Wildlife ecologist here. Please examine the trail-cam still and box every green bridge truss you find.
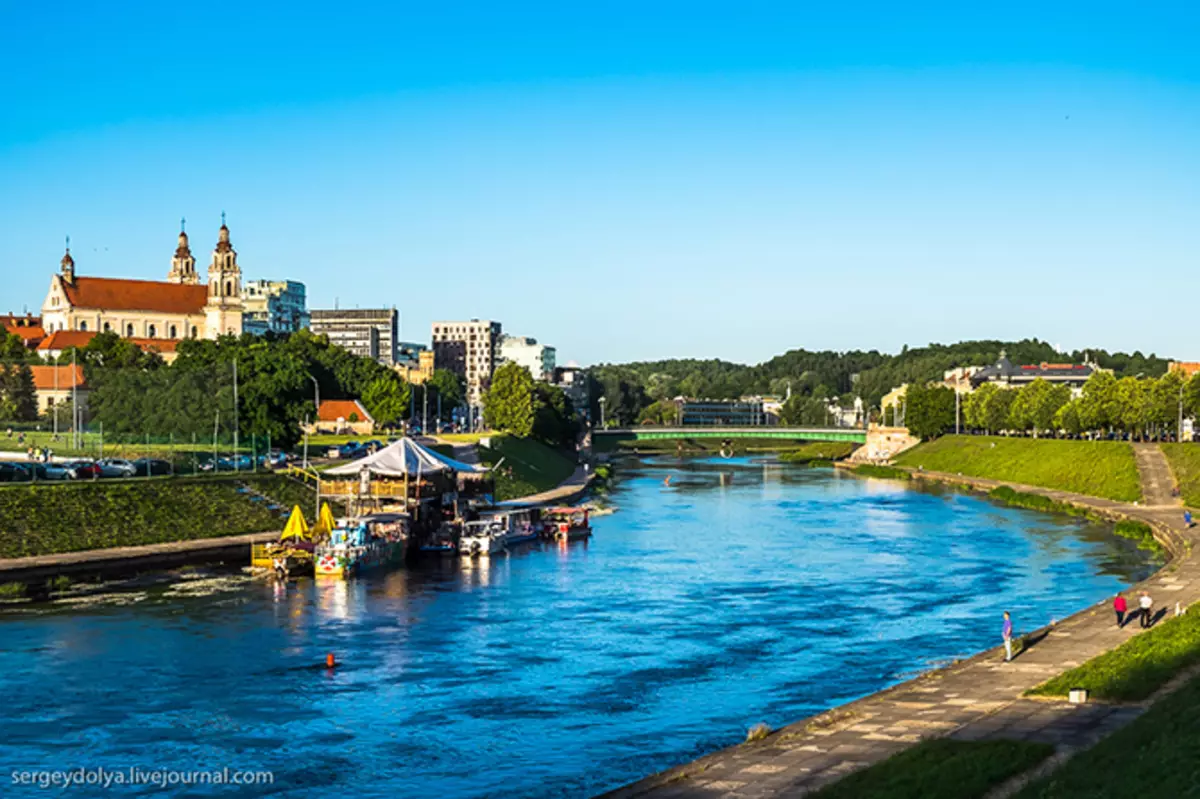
[593,427,866,444]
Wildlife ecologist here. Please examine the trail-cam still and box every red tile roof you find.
[30,364,86,391]
[317,399,374,423]
[37,330,97,351]
[0,314,46,345]
[37,330,182,355]
[63,277,208,314]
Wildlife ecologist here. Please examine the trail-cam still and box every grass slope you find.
[811,739,1054,799]
[1015,669,1200,798]
[895,436,1141,502]
[1162,443,1200,508]
[0,475,314,558]
[776,442,856,463]
[477,435,576,501]
[1027,610,1200,702]
[594,436,854,454]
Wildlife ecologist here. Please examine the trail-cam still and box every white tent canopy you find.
[324,438,488,478]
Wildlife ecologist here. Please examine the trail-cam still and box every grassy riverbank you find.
[1161,443,1200,508]
[811,739,1053,799]
[594,436,855,455]
[1027,610,1200,702]
[0,474,317,559]
[894,436,1141,502]
[1015,669,1200,798]
[477,435,576,501]
[777,442,856,464]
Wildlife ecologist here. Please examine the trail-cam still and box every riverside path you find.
[599,445,1198,799]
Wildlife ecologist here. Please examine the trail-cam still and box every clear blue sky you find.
[2,2,1197,365]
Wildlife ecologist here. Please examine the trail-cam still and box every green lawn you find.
[0,474,320,559]
[895,436,1141,502]
[854,463,911,480]
[1026,609,1200,702]
[776,442,857,463]
[811,739,1054,799]
[595,436,853,455]
[477,435,576,501]
[1162,443,1200,508]
[1015,669,1200,798]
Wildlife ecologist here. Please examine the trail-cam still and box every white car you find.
[97,458,137,478]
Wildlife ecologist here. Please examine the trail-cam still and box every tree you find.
[1113,377,1152,439]
[904,383,956,439]
[1055,400,1083,437]
[483,362,537,438]
[964,383,997,432]
[1078,372,1117,432]
[532,383,577,447]
[0,362,38,422]
[361,376,409,428]
[427,369,465,416]
[984,388,1016,434]
[638,399,678,426]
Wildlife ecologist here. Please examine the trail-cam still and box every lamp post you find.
[599,396,607,429]
[307,374,320,417]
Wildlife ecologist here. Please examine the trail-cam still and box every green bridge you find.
[593,426,867,444]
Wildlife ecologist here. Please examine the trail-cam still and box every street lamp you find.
[599,396,607,429]
[307,374,320,415]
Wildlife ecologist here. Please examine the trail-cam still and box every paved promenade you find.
[601,445,1197,799]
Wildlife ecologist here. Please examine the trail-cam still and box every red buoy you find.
[326,652,338,669]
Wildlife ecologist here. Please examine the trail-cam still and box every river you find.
[0,456,1155,797]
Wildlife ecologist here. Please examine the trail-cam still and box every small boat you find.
[420,523,459,555]
[496,509,540,547]
[542,506,592,542]
[314,512,409,578]
[459,519,507,557]
[251,505,317,577]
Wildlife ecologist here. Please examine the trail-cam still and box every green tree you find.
[1055,399,1083,436]
[532,382,577,447]
[964,383,997,432]
[361,376,410,428]
[426,369,465,417]
[638,399,678,425]
[483,362,537,437]
[1011,379,1070,437]
[1078,371,1118,432]
[904,383,956,439]
[984,388,1016,434]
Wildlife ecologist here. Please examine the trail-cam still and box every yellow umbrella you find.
[312,502,337,536]
[280,505,310,540]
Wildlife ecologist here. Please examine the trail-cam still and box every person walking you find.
[1186,510,1194,529]
[1139,591,1154,628]
[1002,611,1014,662]
[1113,594,1127,627]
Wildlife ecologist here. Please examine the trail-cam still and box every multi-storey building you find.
[310,308,398,366]
[499,335,556,381]
[431,319,502,403]
[40,219,243,342]
[241,280,309,335]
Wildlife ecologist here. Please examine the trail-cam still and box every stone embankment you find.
[600,445,1197,799]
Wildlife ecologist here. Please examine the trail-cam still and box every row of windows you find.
[75,320,198,339]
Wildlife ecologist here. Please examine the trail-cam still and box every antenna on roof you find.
[181,216,186,233]
[65,234,70,253]
[221,210,226,227]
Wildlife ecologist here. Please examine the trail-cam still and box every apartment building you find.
[431,319,502,402]
[310,307,398,366]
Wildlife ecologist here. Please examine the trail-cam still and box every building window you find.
[191,326,198,338]
[225,281,233,297]
[126,324,134,337]
[169,325,177,339]
[147,325,156,338]
[79,321,87,331]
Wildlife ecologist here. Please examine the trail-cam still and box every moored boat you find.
[314,512,409,578]
[484,508,540,547]
[542,506,591,542]
[251,505,317,577]
[459,519,506,557]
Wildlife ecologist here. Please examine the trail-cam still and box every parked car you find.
[0,462,31,483]
[327,442,361,459]
[64,460,102,480]
[29,463,72,481]
[364,439,384,453]
[260,450,289,469]
[132,458,172,477]
[97,458,137,478]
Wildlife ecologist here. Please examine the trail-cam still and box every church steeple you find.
[167,217,199,284]
[203,212,243,338]
[60,236,75,284]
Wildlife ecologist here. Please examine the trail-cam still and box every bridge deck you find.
[593,427,866,443]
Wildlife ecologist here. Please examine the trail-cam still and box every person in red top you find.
[1113,594,1128,627]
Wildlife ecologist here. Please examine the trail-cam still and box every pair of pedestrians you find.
[1113,592,1155,628]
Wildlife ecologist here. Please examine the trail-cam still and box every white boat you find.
[459,519,506,557]
[482,509,540,547]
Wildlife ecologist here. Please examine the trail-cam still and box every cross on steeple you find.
[221,210,226,227]
[181,216,186,233]
[65,234,70,252]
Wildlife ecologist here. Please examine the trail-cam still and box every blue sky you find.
[2,2,1197,365]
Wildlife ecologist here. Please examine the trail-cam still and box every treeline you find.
[898,372,1200,440]
[587,339,1174,425]
[0,330,466,448]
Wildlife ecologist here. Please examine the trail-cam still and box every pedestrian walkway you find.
[600,446,1197,799]
[496,465,592,507]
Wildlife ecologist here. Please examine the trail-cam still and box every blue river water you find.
[0,457,1155,797]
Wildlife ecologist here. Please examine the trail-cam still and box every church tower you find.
[203,214,243,338]
[166,218,199,284]
[60,238,75,284]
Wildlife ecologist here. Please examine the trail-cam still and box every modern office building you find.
[310,308,398,366]
[553,366,590,419]
[431,319,502,403]
[241,280,309,335]
[676,398,770,426]
[499,335,556,381]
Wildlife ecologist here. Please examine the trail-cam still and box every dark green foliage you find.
[776,442,856,463]
[811,738,1054,799]
[0,362,38,421]
[1016,670,1200,798]
[1027,611,1200,702]
[483,363,578,447]
[476,434,576,501]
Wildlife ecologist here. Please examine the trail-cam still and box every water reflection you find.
[0,455,1154,799]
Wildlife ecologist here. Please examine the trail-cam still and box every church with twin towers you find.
[40,216,245,347]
